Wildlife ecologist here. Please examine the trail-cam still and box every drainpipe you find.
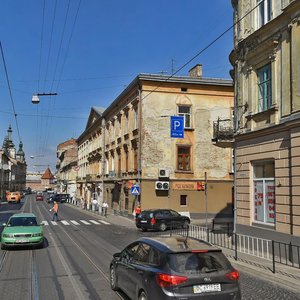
[100,118,106,212]
[233,60,238,235]
[137,86,142,205]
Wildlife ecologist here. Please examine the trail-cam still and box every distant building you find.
[1,125,26,195]
[56,138,78,197]
[26,168,55,191]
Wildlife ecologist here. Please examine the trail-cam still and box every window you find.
[257,64,271,112]
[177,146,191,171]
[125,113,129,134]
[180,195,187,206]
[118,117,122,137]
[257,0,271,28]
[133,148,138,171]
[134,107,138,129]
[253,161,275,225]
[178,105,192,128]
[118,153,121,176]
[125,150,129,172]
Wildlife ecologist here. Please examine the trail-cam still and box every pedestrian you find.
[135,204,141,219]
[102,201,108,217]
[50,201,59,221]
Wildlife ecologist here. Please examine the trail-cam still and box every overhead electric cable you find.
[43,0,58,91]
[38,0,46,92]
[0,41,21,141]
[55,0,82,92]
[50,0,71,92]
[141,0,262,102]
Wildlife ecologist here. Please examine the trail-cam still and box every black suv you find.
[110,235,241,300]
[47,193,69,203]
[136,209,190,232]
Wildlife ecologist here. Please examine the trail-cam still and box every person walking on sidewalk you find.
[102,201,108,217]
[50,201,59,221]
[135,204,141,219]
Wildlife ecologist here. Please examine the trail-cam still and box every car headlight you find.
[2,233,14,238]
[32,233,43,237]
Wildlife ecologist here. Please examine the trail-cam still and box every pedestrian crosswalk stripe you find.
[80,220,91,225]
[89,220,100,225]
[61,220,70,225]
[99,220,110,225]
[70,220,80,225]
[43,219,111,226]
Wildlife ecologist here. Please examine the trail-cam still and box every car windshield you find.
[8,217,38,227]
[167,251,231,274]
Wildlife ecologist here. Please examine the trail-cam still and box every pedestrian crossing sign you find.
[131,185,140,195]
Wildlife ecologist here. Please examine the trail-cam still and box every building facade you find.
[56,138,78,198]
[1,125,26,195]
[77,65,234,218]
[77,107,104,208]
[231,0,300,241]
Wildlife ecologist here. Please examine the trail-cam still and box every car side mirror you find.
[113,252,121,259]
[2,223,6,227]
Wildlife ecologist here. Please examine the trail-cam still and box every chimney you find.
[188,64,202,78]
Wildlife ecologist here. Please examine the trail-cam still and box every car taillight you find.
[150,218,156,225]
[156,273,187,287]
[226,269,240,281]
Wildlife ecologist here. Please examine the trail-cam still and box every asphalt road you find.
[0,194,299,300]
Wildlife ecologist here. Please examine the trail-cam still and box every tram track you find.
[34,199,126,300]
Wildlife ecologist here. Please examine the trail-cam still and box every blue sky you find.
[0,0,234,173]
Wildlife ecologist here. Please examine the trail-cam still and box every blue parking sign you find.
[170,116,184,138]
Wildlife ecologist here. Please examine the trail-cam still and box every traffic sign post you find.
[170,116,184,138]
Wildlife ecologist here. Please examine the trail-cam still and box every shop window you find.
[177,146,191,171]
[253,161,275,225]
[180,195,187,206]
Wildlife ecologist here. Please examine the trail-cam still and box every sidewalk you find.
[66,202,300,293]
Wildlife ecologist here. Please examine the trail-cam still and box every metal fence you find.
[168,224,300,273]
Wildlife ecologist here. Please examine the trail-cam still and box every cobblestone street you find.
[240,271,300,300]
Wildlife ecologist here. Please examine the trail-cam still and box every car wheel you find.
[110,265,119,291]
[159,222,167,232]
[183,220,190,229]
[138,291,148,300]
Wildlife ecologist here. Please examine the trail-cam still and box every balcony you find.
[212,118,234,148]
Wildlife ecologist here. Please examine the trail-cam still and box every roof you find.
[41,167,54,179]
[10,213,36,218]
[138,235,220,253]
[102,73,233,119]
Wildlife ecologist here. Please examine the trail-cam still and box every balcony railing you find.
[212,118,234,147]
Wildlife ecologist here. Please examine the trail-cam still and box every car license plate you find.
[193,284,221,294]
[140,220,147,223]
[16,239,29,243]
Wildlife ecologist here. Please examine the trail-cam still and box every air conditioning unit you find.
[155,181,170,190]
[158,168,170,179]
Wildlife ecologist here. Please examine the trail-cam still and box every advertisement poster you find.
[265,180,275,223]
[254,181,264,222]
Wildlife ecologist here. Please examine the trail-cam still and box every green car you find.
[1,213,44,250]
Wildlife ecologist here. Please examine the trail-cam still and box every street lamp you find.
[32,93,58,104]
[30,155,44,159]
